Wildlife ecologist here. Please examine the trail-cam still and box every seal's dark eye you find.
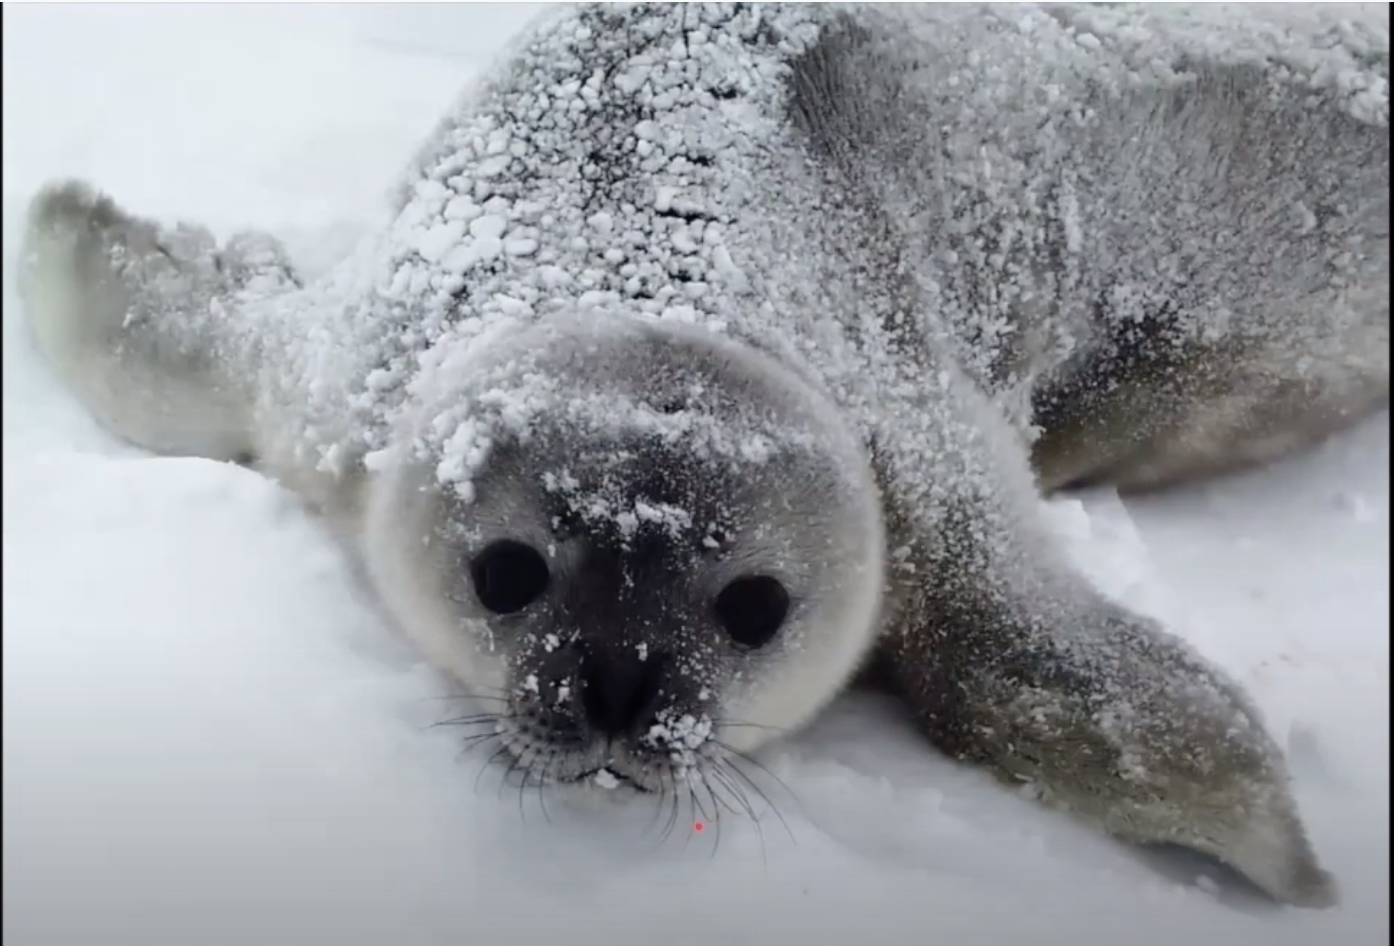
[714,575,790,648]
[471,540,550,615]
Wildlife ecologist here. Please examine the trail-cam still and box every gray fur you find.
[18,2,1387,910]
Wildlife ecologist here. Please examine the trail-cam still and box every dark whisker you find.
[711,760,768,866]
[716,741,800,807]
[714,719,795,736]
[654,771,674,846]
[455,730,499,761]
[535,749,557,824]
[693,768,725,859]
[644,768,673,838]
[688,773,716,827]
[458,730,503,752]
[681,781,699,851]
[416,693,512,704]
[499,748,528,808]
[429,712,514,730]
[476,743,512,794]
[659,771,682,847]
[707,762,756,821]
[413,683,514,710]
[517,748,541,823]
[715,744,798,845]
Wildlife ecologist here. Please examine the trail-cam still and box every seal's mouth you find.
[568,766,650,793]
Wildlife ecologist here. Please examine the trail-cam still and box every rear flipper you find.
[1031,343,1390,495]
[18,179,298,462]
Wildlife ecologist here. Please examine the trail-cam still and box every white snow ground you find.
[2,5,1388,946]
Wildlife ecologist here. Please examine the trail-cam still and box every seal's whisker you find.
[688,772,717,826]
[716,745,797,846]
[659,774,683,848]
[717,741,799,803]
[643,768,674,838]
[498,746,530,809]
[718,759,771,864]
[680,782,701,851]
[475,744,512,795]
[429,713,514,730]
[697,771,725,860]
[457,730,503,752]
[715,719,794,736]
[515,747,544,822]
[535,750,558,824]
[417,691,511,705]
[704,758,769,866]
[706,761,756,822]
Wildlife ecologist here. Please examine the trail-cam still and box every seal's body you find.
[20,3,1387,909]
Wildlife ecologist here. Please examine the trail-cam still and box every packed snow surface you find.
[3,5,1388,946]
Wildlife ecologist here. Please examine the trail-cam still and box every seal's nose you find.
[580,649,666,737]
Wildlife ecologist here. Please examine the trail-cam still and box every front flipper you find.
[18,179,298,462]
[880,536,1337,908]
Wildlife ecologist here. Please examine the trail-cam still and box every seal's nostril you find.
[580,650,666,737]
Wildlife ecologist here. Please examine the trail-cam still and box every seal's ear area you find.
[512,310,873,450]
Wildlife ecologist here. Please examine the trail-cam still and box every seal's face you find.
[363,314,885,795]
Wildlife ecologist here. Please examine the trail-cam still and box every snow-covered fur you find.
[18,2,1387,909]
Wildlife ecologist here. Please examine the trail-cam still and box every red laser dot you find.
[693,821,707,833]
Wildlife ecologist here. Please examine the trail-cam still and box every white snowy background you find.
[2,5,1388,946]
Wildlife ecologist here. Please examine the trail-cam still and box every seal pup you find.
[19,2,1387,908]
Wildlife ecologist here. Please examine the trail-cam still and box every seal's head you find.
[362,312,884,793]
